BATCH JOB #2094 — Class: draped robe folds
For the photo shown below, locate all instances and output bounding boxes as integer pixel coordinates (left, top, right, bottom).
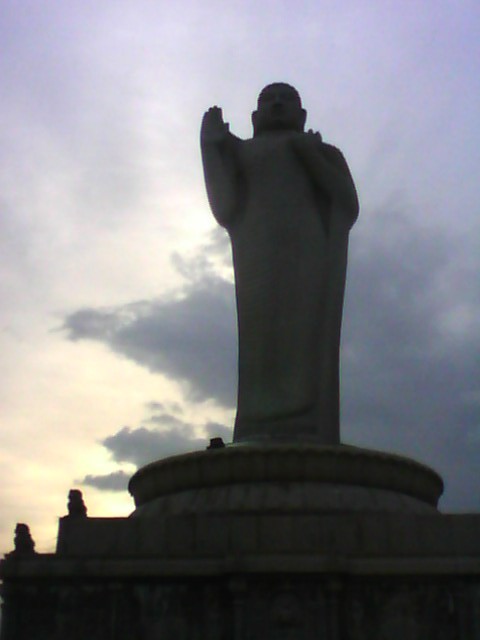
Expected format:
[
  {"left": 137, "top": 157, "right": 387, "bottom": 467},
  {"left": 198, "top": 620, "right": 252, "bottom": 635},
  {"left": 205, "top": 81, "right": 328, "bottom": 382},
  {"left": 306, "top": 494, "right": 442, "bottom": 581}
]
[{"left": 204, "top": 130, "right": 355, "bottom": 445}]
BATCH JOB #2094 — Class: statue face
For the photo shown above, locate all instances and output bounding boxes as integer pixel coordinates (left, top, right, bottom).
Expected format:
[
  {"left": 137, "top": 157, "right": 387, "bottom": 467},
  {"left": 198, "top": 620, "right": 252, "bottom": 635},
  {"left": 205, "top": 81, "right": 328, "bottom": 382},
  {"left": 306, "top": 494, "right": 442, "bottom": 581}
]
[{"left": 252, "top": 83, "right": 306, "bottom": 136}]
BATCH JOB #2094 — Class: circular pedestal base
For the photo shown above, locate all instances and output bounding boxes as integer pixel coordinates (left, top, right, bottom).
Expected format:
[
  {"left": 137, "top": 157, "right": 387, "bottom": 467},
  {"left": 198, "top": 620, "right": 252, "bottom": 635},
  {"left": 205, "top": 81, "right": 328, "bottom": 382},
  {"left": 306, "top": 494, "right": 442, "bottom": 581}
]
[{"left": 129, "top": 444, "right": 443, "bottom": 517}]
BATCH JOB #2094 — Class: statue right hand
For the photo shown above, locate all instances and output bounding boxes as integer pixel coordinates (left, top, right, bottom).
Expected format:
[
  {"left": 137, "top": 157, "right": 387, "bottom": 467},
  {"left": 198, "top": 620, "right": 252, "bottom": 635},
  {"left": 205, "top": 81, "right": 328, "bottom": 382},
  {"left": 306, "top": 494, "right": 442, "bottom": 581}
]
[{"left": 201, "top": 106, "right": 230, "bottom": 145}]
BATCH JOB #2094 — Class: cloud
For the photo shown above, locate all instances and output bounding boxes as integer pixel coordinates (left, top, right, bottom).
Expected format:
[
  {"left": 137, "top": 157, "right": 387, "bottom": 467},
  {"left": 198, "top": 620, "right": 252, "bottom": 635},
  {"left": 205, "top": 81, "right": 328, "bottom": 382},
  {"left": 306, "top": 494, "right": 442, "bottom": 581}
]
[
  {"left": 342, "top": 208, "right": 480, "bottom": 510},
  {"left": 145, "top": 400, "right": 184, "bottom": 415},
  {"left": 81, "top": 470, "right": 131, "bottom": 492},
  {"left": 100, "top": 419, "right": 231, "bottom": 468},
  {"left": 78, "top": 412, "right": 232, "bottom": 492},
  {"left": 148, "top": 413, "right": 185, "bottom": 427},
  {"left": 63, "top": 231, "right": 237, "bottom": 407},
  {"left": 102, "top": 425, "right": 200, "bottom": 466}
]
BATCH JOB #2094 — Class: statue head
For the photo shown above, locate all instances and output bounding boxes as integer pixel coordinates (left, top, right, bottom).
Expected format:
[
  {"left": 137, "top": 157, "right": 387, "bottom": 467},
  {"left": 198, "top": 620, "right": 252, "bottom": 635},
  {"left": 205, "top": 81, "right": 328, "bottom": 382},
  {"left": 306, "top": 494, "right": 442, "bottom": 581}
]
[{"left": 252, "top": 83, "right": 306, "bottom": 137}]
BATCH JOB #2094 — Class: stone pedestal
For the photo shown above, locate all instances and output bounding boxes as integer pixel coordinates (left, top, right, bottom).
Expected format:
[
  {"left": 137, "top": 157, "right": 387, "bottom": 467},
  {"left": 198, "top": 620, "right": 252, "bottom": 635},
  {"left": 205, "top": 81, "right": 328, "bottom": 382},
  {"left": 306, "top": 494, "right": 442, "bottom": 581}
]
[
  {"left": 1, "top": 443, "right": 480, "bottom": 639},
  {"left": 129, "top": 444, "right": 443, "bottom": 518}
]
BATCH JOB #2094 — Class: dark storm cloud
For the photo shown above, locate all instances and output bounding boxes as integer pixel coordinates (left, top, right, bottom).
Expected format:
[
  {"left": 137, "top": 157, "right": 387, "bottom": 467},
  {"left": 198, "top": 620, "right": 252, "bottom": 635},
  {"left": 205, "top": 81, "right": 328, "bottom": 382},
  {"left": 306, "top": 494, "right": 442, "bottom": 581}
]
[
  {"left": 66, "top": 213, "right": 480, "bottom": 510},
  {"left": 65, "top": 277, "right": 236, "bottom": 406},
  {"left": 64, "top": 230, "right": 237, "bottom": 407},
  {"left": 342, "top": 208, "right": 480, "bottom": 510}
]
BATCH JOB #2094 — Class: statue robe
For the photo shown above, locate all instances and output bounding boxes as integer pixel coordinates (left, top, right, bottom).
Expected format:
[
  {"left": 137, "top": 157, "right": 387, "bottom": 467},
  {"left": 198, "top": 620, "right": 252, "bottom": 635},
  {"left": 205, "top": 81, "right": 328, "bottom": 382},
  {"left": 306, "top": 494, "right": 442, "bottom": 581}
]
[{"left": 220, "top": 130, "right": 352, "bottom": 444}]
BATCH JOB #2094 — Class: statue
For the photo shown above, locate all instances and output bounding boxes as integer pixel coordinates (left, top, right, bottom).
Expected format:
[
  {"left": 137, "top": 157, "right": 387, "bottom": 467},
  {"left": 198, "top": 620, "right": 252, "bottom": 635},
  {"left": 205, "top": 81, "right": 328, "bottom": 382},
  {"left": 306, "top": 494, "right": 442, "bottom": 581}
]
[
  {"left": 11, "top": 523, "right": 35, "bottom": 556},
  {"left": 67, "top": 489, "right": 88, "bottom": 517},
  {"left": 201, "top": 83, "right": 358, "bottom": 444}
]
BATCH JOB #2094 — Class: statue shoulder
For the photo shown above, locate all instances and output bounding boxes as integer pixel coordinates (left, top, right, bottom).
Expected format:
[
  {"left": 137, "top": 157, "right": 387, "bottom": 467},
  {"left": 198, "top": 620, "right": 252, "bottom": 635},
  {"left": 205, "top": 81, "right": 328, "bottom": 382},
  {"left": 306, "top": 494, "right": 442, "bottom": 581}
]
[{"left": 321, "top": 143, "right": 352, "bottom": 175}]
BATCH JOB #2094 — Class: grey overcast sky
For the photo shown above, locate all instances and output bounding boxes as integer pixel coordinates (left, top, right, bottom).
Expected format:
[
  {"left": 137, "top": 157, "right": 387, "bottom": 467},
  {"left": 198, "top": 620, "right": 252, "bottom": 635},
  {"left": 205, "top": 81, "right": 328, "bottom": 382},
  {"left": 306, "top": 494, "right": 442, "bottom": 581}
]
[{"left": 1, "top": 0, "right": 479, "bottom": 553}]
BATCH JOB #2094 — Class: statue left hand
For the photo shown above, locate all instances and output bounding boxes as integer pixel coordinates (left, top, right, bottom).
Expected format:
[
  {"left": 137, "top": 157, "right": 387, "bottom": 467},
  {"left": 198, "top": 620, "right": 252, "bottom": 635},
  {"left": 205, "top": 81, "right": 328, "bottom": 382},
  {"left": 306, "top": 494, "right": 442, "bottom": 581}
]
[{"left": 291, "top": 131, "right": 359, "bottom": 225}]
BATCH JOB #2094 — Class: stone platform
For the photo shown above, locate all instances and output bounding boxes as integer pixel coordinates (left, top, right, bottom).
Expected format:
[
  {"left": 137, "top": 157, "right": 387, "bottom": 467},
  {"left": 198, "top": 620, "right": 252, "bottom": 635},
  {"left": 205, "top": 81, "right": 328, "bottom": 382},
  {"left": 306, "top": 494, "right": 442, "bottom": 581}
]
[{"left": 1, "top": 444, "right": 479, "bottom": 639}]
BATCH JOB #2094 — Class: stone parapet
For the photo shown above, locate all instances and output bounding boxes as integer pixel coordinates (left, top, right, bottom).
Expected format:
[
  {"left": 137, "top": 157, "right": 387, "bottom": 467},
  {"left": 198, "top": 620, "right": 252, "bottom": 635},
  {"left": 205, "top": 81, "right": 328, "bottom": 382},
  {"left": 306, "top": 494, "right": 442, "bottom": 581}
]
[{"left": 51, "top": 513, "right": 480, "bottom": 561}]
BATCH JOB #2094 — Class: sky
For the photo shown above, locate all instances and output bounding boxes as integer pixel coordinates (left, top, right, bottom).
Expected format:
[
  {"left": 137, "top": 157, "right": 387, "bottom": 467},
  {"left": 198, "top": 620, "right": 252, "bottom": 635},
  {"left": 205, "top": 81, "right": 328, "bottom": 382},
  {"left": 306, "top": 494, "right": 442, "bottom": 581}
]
[{"left": 1, "top": 0, "right": 479, "bottom": 555}]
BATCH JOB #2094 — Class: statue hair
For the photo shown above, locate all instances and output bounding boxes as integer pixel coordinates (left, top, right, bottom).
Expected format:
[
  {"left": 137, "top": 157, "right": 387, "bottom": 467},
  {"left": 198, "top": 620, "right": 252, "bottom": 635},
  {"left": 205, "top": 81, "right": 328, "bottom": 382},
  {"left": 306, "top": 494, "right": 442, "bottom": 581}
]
[{"left": 258, "top": 83, "right": 302, "bottom": 106}]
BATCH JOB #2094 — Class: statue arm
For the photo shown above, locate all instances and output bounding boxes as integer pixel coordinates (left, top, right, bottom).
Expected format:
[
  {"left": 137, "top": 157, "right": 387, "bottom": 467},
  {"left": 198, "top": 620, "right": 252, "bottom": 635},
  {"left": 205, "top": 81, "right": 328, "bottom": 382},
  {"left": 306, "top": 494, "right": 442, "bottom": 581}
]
[
  {"left": 291, "top": 133, "right": 359, "bottom": 229},
  {"left": 200, "top": 107, "right": 242, "bottom": 228}
]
